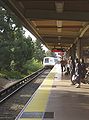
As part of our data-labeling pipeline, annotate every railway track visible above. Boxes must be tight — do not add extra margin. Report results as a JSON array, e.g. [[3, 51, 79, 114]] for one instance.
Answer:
[[0, 68, 51, 120]]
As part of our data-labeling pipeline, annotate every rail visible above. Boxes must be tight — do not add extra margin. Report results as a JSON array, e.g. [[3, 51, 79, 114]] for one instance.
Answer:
[[0, 67, 46, 103]]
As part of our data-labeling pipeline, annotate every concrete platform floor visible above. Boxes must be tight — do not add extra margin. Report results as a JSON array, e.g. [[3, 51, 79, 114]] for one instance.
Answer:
[[44, 64, 89, 120]]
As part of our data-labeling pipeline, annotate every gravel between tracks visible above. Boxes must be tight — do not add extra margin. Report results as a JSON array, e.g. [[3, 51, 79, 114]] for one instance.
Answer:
[[0, 78, 17, 91], [0, 69, 51, 120]]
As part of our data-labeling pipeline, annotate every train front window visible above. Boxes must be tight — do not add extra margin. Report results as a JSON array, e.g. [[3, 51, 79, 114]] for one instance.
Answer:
[[45, 58, 49, 63], [54, 58, 58, 63]]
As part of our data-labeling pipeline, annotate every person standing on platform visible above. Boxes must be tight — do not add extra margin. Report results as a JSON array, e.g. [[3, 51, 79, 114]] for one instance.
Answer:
[[80, 58, 86, 83], [60, 58, 64, 72], [60, 58, 66, 72], [70, 58, 75, 84]]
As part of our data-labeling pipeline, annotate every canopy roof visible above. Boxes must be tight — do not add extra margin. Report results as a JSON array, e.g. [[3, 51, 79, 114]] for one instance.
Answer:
[[1, 0, 89, 51]]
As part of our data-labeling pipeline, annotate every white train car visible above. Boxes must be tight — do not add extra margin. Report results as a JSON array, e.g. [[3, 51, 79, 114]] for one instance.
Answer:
[[43, 57, 58, 68]]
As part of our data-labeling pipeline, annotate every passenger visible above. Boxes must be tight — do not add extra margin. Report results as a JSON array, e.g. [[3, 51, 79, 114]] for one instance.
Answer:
[[80, 58, 86, 83], [75, 58, 81, 88], [60, 58, 66, 72], [60, 58, 64, 72], [65, 58, 70, 75], [70, 58, 75, 84]]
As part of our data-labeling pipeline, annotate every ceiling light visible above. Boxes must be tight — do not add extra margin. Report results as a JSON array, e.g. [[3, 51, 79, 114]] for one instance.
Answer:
[[58, 36, 61, 40], [55, 1, 64, 13], [58, 43, 61, 45], [57, 21, 62, 27], [57, 21, 62, 32]]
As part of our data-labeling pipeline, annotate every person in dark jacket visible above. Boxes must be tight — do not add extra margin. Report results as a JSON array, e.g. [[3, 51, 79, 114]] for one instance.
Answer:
[[70, 58, 75, 84], [80, 58, 86, 82]]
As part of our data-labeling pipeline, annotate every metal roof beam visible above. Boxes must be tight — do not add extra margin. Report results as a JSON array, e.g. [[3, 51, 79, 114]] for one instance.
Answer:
[[79, 24, 89, 38], [36, 26, 82, 29], [16, 0, 88, 1], [74, 23, 89, 44], [44, 39, 74, 44], [25, 10, 89, 22]]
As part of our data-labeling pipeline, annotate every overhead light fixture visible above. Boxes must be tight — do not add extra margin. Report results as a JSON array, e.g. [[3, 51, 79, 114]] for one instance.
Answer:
[[57, 29, 61, 32], [57, 21, 62, 27], [55, 1, 64, 13], [58, 36, 61, 40], [57, 21, 62, 32], [58, 43, 61, 45], [55, 1, 63, 32]]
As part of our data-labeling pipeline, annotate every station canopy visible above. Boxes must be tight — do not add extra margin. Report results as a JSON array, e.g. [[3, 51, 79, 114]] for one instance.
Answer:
[[1, 0, 89, 51]]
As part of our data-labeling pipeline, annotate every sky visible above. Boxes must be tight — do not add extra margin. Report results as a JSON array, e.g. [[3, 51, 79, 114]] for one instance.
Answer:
[[23, 27, 48, 52]]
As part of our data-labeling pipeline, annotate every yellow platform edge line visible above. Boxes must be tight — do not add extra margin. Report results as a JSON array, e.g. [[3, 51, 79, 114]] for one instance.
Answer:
[[20, 118, 42, 120], [17, 66, 57, 120]]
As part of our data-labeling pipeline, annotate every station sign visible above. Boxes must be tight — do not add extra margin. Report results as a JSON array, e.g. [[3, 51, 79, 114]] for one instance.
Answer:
[[51, 48, 65, 52], [51, 49, 62, 52]]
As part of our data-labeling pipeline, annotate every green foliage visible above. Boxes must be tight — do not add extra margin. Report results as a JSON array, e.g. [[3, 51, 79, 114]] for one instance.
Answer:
[[0, 7, 23, 70], [0, 7, 45, 79], [33, 40, 46, 62], [14, 36, 34, 72], [6, 71, 23, 79], [0, 72, 7, 78], [23, 59, 43, 74], [0, 7, 34, 72], [0, 70, 22, 79], [0, 59, 43, 79]]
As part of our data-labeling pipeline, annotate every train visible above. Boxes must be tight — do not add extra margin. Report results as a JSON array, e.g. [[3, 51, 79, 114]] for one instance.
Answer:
[[43, 57, 59, 68]]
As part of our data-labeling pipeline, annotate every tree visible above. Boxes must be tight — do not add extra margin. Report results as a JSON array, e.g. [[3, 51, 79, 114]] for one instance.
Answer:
[[0, 7, 34, 72], [0, 7, 18, 70], [33, 40, 46, 62], [14, 36, 34, 72]]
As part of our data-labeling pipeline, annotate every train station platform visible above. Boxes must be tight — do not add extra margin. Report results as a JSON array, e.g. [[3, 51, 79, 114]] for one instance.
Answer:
[[15, 64, 89, 120]]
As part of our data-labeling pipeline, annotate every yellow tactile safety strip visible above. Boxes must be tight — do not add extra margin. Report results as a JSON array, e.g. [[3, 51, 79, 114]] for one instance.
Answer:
[[20, 118, 42, 120], [18, 66, 57, 120]]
